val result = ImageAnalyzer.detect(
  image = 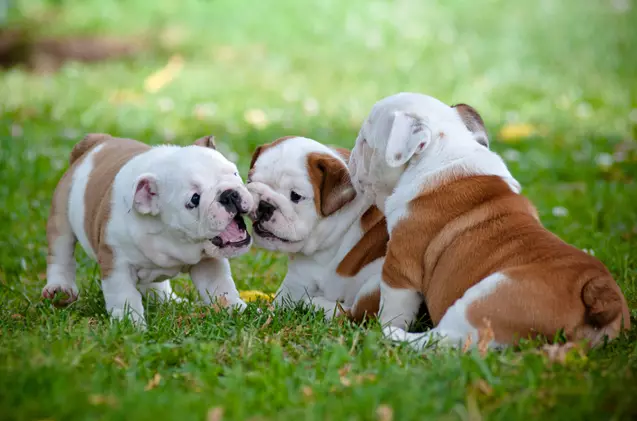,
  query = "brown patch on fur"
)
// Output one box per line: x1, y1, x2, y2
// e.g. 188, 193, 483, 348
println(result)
83, 137, 150, 277
194, 135, 216, 149
452, 103, 488, 147
47, 134, 113, 266
349, 287, 381, 322
333, 147, 351, 161
306, 152, 356, 216
383, 175, 630, 346
336, 206, 389, 277
249, 136, 299, 171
